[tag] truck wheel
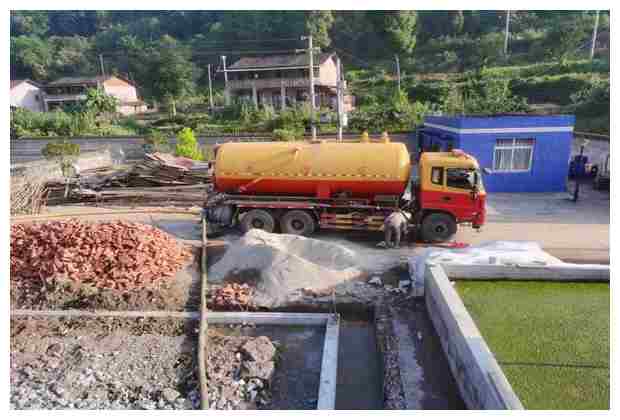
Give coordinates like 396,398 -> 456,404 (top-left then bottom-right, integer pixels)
421,213 -> 457,243
241,209 -> 275,233
280,210 -> 316,236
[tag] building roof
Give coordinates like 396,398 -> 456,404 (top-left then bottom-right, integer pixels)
46,75 -> 138,88
228,53 -> 335,70
11,79 -> 41,89
424,114 -> 576,133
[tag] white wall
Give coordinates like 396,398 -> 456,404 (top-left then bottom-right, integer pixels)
10,82 -> 44,112
102,77 -> 140,102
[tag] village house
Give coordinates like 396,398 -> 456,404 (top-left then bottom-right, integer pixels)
223,53 -> 355,112
41,75 -> 148,115
10,80 -> 45,112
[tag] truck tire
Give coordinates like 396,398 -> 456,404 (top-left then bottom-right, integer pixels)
280,210 -> 316,236
241,209 -> 276,233
421,213 -> 457,243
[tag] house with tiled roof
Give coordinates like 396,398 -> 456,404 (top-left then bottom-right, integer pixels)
222,53 -> 355,112
42,75 -> 147,115
10,80 -> 44,112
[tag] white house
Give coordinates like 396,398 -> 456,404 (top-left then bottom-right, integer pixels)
42,76 -> 147,115
10,80 -> 44,112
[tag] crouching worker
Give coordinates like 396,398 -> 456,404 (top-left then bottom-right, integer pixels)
383,210 -> 411,248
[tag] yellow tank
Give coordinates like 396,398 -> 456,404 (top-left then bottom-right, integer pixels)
215,141 -> 411,199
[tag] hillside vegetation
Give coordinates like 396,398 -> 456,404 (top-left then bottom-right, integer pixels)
10,11 -> 610,136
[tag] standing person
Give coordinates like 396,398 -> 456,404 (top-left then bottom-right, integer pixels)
383,210 -> 411,248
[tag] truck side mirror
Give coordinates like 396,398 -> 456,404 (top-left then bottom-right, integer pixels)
482,168 -> 492,175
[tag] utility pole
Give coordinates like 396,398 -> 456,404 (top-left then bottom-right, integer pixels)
394,55 -> 401,92
301,35 -> 318,140
336,57 -> 344,142
221,55 -> 230,106
503,10 -> 511,56
590,10 -> 600,60
98,54 -> 106,78
207,64 -> 214,109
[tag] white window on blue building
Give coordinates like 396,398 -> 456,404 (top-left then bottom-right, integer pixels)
493,138 -> 535,172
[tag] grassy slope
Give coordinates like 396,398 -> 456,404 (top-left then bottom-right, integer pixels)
455,281 -> 609,409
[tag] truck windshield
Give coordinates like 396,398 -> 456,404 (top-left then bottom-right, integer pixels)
446,168 -> 478,190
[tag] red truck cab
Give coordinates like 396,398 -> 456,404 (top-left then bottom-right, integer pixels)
414,150 -> 486,242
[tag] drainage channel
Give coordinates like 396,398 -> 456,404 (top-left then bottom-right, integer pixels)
268,302 -> 464,410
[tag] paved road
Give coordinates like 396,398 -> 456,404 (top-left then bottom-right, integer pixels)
456,182 -> 610,263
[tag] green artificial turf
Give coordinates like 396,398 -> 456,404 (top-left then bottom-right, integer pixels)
455,281 -> 610,410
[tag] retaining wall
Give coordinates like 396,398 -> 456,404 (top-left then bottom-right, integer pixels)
10,133 -> 414,164
424,263 -> 523,410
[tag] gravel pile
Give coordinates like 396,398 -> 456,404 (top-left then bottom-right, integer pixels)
209,229 -> 363,307
11,220 -> 192,292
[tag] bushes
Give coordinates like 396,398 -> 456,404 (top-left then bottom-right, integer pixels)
481,59 -> 609,79
510,73 -> 597,105
11,109 -> 75,138
349,90 -> 434,132
570,76 -> 610,115
272,128 -> 303,141
143,129 -> 171,153
41,140 -> 81,176
174,127 -> 203,160
461,75 -> 529,114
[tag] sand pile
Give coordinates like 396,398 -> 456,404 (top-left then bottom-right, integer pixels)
10,220 -> 192,292
209,229 -> 363,306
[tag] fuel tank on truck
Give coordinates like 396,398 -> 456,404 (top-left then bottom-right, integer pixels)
214,141 -> 411,199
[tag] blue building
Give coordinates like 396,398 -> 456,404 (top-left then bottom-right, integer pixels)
416,115 -> 576,193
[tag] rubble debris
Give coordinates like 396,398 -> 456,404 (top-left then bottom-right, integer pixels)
369,276 -> 383,286
211,284 -> 255,310
206,332 -> 278,409
10,220 -> 192,293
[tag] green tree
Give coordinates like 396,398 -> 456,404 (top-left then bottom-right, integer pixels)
305,11 -> 334,48
175,127 -> 203,160
543,15 -> 591,64
461,75 -> 529,114
384,11 -> 418,54
10,35 -> 53,80
148,35 -> 194,116
48,36 -> 96,79
83,88 -> 119,116
10,11 -> 49,37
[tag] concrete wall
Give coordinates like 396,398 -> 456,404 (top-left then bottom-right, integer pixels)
103,77 -> 140,102
318,56 -> 338,87
11,82 -> 44,112
424,263 -> 523,410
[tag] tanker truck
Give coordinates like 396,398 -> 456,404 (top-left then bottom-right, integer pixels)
204,138 -> 486,243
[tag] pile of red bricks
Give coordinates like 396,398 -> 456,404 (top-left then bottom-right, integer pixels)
211,284 -> 254,310
10,220 -> 193,292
